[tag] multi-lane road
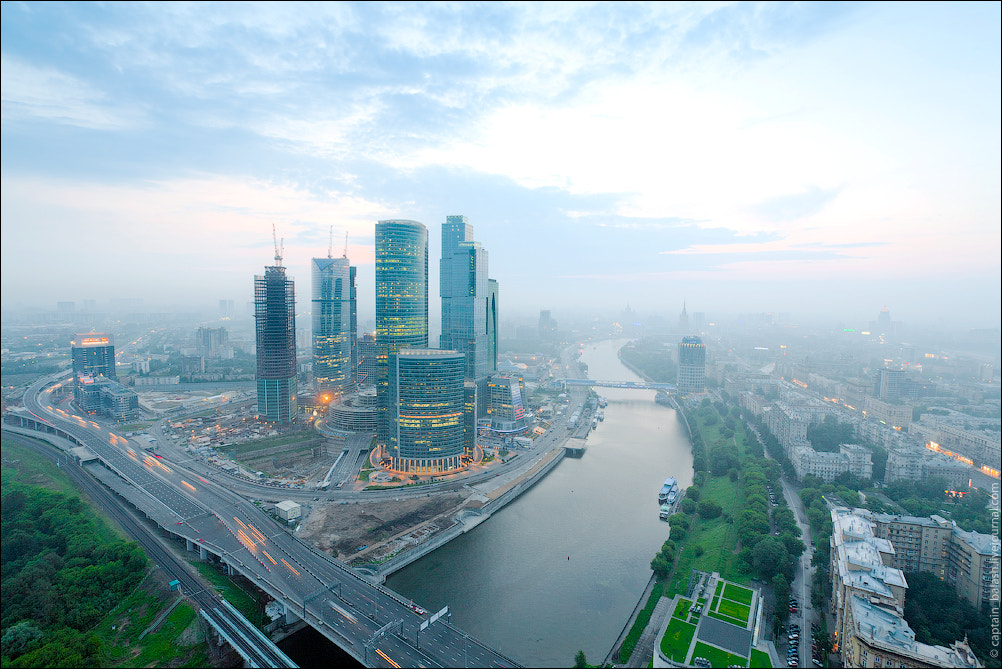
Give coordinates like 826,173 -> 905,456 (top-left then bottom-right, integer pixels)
17,373 -> 521,668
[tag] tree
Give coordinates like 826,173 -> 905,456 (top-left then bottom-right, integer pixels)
574,650 -> 588,668
772,574 -> 790,614
697,500 -> 722,519
752,537 -> 792,581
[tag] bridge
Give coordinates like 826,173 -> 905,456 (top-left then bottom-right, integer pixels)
12,373 -> 521,669
559,378 -> 677,391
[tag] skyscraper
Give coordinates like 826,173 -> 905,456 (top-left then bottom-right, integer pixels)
254,262 -> 297,424
71,333 -> 116,407
677,335 -> 706,394
389,348 -> 466,473
375,219 -> 428,446
440,216 -> 490,376
312,251 -> 357,400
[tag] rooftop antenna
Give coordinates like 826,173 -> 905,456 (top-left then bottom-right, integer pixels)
272,223 -> 284,266
328,225 -> 334,259
343,231 -> 348,258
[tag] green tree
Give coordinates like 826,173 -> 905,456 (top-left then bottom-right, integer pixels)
697,499 -> 722,519
574,649 -> 588,668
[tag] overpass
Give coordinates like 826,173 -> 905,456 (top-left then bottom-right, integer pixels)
14,373 -> 521,669
559,378 -> 677,391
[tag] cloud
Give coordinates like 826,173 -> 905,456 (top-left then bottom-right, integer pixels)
0,53 -> 143,129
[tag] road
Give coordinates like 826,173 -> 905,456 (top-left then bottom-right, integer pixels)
18,372 -> 521,668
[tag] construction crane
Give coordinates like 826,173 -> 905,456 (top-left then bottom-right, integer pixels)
272,223 -> 284,266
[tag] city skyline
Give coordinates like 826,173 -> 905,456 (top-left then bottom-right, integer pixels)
1,2 -> 1000,329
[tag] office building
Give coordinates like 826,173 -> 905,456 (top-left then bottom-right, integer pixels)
440,215 -> 499,417
356,333 -> 377,388
388,349 -> 466,473
71,333 -> 116,406
487,375 -> 529,433
677,335 -> 706,394
254,262 -> 297,424
312,253 -> 357,399
71,333 -> 116,380
375,220 -> 428,447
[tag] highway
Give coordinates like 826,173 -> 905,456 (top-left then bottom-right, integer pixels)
2,431 -> 295,669
17,373 -> 521,668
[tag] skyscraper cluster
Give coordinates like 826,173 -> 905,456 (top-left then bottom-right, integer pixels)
253,215 -> 499,474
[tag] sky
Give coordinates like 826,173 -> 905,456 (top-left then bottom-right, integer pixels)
2,1 -> 1000,330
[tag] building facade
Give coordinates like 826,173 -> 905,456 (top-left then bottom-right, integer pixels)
487,375 -> 529,433
388,348 -> 466,473
71,333 -> 117,406
254,264 -> 297,424
375,220 -> 429,447
677,336 -> 706,394
439,215 -> 499,416
312,254 -> 357,399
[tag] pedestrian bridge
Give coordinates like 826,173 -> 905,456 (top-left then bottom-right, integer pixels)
560,379 -> 676,391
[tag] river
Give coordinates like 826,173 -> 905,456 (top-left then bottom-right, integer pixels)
385,339 -> 694,667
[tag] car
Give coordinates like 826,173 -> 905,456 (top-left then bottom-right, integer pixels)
198,538 -> 204,543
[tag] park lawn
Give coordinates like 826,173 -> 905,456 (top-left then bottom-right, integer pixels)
660,618 -> 697,663
717,597 -> 751,623
724,583 -> 754,605
692,641 -> 747,668
715,580 -> 724,597
707,609 -> 748,627
673,598 -> 693,619
749,649 -> 773,668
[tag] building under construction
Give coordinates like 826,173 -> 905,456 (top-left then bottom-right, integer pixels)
255,236 -> 297,424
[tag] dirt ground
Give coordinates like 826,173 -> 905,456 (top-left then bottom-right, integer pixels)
298,492 -> 467,560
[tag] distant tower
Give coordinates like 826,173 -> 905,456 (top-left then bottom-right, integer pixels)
677,336 -> 706,394
254,235 -> 297,424
877,306 -> 891,334
678,301 -> 689,333
312,236 -> 357,401
440,215 -> 498,412
375,220 -> 429,447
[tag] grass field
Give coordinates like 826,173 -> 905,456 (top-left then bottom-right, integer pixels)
692,641 -> 747,668
717,597 -> 751,623
750,648 -> 773,668
660,618 -> 697,663
724,583 -> 754,605
707,608 -> 748,627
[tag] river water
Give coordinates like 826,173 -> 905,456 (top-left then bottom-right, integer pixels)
386,339 -> 694,667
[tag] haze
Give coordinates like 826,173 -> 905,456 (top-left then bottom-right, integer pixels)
2,2 -> 1000,330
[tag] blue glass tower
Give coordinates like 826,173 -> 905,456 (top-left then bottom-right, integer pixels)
312,253 -> 356,400
375,220 -> 428,447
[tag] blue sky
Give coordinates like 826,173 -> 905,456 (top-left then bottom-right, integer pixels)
2,1 -> 999,328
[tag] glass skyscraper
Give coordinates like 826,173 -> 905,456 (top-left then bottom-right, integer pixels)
375,219 -> 428,447
389,348 -> 466,473
255,264 -> 297,423
312,254 -> 356,400
440,215 -> 498,414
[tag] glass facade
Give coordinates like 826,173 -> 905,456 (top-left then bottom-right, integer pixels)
678,335 -> 706,394
375,219 -> 428,446
390,349 -> 466,473
312,256 -> 357,399
255,264 -> 297,423
487,375 -> 528,432
440,215 -> 490,381
71,333 -> 117,407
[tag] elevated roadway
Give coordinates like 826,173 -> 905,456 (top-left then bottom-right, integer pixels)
14,372 -> 521,669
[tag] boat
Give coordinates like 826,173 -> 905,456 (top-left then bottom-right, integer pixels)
596,410 -> 604,421
658,477 -> 679,505
659,504 -> 672,521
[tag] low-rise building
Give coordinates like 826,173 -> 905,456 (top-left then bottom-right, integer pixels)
275,500 -> 301,522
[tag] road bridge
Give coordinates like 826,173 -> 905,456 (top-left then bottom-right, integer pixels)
559,378 -> 677,391
15,372 -> 521,669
